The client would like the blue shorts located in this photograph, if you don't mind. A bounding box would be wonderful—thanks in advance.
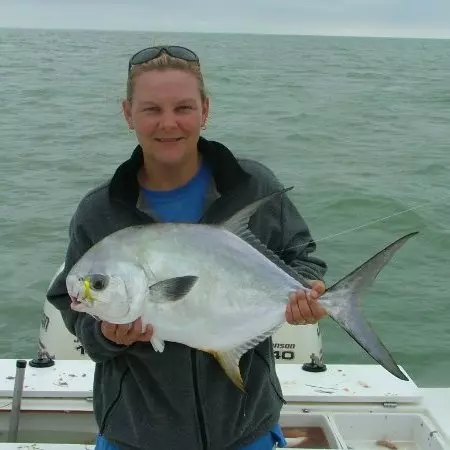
[240,424,287,449]
[95,423,287,449]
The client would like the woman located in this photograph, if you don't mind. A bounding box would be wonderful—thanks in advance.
[47,45,328,450]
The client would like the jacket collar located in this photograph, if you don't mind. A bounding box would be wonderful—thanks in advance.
[108,136,250,206]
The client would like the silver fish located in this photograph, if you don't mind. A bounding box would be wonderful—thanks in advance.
[67,188,417,390]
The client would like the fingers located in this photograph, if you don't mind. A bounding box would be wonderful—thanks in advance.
[101,322,118,342]
[135,322,154,342]
[307,280,328,319]
[287,291,310,325]
[285,280,328,325]
[308,279,326,297]
[285,302,296,325]
[115,322,133,344]
[101,318,153,346]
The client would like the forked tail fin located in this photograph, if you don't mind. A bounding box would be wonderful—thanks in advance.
[323,231,419,381]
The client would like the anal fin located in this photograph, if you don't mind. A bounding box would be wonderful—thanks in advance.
[211,349,245,392]
[201,324,283,392]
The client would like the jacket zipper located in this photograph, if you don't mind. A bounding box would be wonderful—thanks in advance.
[254,348,286,405]
[191,350,208,449]
[99,367,130,435]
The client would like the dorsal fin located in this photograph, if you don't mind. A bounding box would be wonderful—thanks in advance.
[220,187,309,287]
[239,230,310,286]
[221,187,293,237]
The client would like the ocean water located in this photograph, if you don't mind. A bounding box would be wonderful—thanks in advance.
[0,28,448,386]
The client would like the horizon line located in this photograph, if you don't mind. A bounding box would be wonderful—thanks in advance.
[1,25,449,41]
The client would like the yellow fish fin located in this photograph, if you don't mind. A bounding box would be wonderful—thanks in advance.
[199,326,284,392]
[210,349,245,392]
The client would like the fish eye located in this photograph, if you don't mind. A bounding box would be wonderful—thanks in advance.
[90,274,108,291]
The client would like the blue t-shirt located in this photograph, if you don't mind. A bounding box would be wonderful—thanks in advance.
[141,163,211,223]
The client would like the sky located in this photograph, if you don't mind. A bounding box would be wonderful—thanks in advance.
[1,0,450,39]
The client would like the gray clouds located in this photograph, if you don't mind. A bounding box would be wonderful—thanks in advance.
[1,0,449,38]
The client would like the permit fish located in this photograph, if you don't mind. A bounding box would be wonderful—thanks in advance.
[66,188,417,390]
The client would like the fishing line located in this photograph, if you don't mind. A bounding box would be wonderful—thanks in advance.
[282,193,450,254]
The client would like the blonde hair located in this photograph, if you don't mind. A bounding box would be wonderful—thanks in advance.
[126,53,207,103]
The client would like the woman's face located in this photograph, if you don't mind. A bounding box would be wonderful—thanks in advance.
[123,69,209,167]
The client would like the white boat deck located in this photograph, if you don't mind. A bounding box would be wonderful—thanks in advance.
[0,359,423,401]
[0,359,448,449]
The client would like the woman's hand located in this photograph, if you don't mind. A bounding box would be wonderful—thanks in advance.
[285,280,327,325]
[101,318,153,346]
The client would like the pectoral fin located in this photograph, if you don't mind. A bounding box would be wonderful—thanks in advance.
[148,276,198,303]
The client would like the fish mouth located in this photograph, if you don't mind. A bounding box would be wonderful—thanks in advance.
[70,295,88,310]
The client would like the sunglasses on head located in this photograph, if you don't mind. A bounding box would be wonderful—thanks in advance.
[128,45,199,71]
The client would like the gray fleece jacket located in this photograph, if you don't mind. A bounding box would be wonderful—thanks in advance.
[46,137,327,450]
